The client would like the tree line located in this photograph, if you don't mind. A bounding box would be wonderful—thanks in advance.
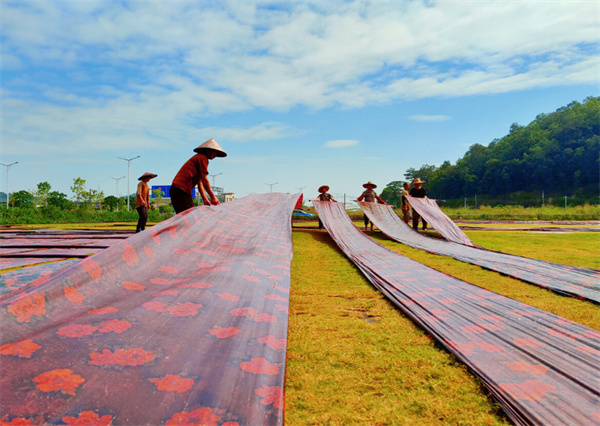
[381,96,599,206]
[3,177,167,213]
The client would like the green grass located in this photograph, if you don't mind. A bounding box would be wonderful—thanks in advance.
[440,204,600,221]
[286,228,599,425]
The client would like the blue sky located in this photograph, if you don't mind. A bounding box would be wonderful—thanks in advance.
[1,0,598,204]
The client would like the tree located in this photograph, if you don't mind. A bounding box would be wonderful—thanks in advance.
[404,164,438,184]
[71,178,86,205]
[103,195,119,211]
[33,181,52,207]
[11,190,34,208]
[48,191,74,209]
[82,189,105,210]
[152,188,164,206]
[380,181,404,207]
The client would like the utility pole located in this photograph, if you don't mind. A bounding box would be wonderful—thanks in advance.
[542,190,545,206]
[1,162,18,208]
[264,182,278,193]
[209,173,222,187]
[110,176,126,211]
[118,156,140,211]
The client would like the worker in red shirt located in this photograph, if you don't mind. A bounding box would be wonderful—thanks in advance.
[171,138,227,214]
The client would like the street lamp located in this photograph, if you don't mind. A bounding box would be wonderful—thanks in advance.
[110,176,126,212]
[209,172,222,187]
[1,162,18,208]
[264,182,278,193]
[118,156,140,211]
[295,186,307,193]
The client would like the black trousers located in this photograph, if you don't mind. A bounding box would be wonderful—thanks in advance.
[136,206,148,233]
[412,208,428,230]
[171,185,195,214]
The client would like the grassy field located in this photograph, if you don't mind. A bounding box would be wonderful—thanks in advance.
[285,227,599,425]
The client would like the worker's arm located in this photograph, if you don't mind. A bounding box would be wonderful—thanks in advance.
[198,173,219,205]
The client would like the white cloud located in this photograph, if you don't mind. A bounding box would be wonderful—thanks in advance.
[2,0,597,112]
[324,139,359,148]
[196,122,299,142]
[409,115,452,122]
[1,0,597,164]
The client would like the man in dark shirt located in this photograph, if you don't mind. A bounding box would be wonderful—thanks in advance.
[409,178,427,231]
[171,138,226,214]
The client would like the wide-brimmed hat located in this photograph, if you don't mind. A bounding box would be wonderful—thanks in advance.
[138,172,157,181]
[363,181,377,189]
[412,178,425,184]
[194,138,227,157]
[318,185,329,193]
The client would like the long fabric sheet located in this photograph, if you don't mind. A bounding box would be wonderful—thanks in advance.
[314,200,600,425]
[1,193,299,425]
[407,196,475,246]
[359,202,600,304]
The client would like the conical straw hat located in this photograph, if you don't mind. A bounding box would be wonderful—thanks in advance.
[363,181,377,188]
[138,172,157,181]
[194,138,227,157]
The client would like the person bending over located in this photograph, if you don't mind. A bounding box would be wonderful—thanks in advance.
[316,185,337,230]
[356,181,386,231]
[171,138,226,214]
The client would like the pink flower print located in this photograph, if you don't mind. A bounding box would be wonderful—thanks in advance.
[209,327,241,339]
[64,286,85,303]
[240,358,279,375]
[499,379,556,402]
[505,361,548,374]
[255,385,283,408]
[257,335,286,350]
[218,293,240,302]
[149,374,194,393]
[265,294,287,303]
[253,313,277,323]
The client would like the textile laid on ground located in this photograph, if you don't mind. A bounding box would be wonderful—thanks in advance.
[0,231,130,267]
[406,196,475,246]
[314,200,600,426]
[0,260,80,297]
[1,193,299,425]
[359,202,600,304]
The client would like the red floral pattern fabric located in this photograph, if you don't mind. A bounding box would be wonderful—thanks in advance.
[315,200,600,425]
[1,193,299,425]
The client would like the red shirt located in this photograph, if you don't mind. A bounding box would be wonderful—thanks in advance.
[172,154,209,193]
